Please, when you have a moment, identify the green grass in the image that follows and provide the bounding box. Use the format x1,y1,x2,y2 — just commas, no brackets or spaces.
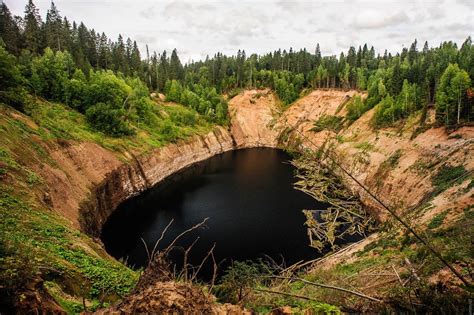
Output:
22,99,214,156
354,141,375,152
0,186,139,311
431,165,468,191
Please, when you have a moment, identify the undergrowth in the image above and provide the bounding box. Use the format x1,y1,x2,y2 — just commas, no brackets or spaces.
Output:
0,188,139,312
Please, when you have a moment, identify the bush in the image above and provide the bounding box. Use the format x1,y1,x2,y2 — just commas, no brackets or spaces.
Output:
215,260,271,304
85,102,134,136
311,115,343,132
345,96,368,121
158,120,180,142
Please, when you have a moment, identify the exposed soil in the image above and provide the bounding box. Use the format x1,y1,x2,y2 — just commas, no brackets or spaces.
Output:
3,89,472,313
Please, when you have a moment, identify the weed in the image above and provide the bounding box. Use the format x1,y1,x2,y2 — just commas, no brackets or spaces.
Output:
25,169,41,185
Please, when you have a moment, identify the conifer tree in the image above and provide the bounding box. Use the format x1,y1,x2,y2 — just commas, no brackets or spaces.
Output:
24,0,42,54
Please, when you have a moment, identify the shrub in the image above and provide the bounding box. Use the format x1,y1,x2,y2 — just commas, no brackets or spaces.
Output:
311,115,343,132
85,102,134,136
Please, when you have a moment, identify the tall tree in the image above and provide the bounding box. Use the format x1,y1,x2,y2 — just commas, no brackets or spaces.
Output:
23,0,42,54
169,49,183,81
0,3,22,55
44,1,62,51
436,63,471,126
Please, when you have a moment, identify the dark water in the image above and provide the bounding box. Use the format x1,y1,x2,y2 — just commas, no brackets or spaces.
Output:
101,148,328,278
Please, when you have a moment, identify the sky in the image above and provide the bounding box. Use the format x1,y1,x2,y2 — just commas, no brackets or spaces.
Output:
6,0,474,63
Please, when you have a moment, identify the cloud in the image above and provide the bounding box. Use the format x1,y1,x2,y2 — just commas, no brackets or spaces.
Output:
6,0,473,63
352,10,410,30
456,0,474,8
139,5,158,19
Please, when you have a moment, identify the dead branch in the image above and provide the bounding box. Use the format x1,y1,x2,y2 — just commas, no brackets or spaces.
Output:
260,275,382,303
182,237,200,282
404,258,420,282
190,243,216,282
151,218,174,260
254,288,318,302
140,237,151,263
208,250,218,295
164,217,209,255
391,264,403,286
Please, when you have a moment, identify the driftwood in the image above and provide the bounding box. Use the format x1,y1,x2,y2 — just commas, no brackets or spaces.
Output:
291,152,375,251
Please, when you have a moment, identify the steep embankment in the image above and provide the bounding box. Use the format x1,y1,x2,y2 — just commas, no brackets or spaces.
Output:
226,89,473,309
79,127,233,236
1,89,472,312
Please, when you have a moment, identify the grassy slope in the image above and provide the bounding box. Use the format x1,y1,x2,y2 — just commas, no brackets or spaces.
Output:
0,98,216,312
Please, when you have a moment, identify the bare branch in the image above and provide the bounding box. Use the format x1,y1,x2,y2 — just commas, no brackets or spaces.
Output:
260,275,382,303
182,237,200,282
254,288,318,302
164,217,209,255
190,243,216,282
140,237,151,263
151,218,174,260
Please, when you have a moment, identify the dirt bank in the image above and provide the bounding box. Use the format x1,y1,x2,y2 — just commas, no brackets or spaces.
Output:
2,89,471,312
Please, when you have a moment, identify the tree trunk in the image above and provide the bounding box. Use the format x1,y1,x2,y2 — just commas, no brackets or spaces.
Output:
457,87,461,125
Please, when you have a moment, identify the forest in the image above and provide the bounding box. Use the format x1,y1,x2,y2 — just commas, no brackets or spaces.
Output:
1,0,473,135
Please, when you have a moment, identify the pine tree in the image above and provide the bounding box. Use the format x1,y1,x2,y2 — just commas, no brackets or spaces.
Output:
169,49,183,81
24,0,42,54
113,34,128,74
0,3,22,55
45,1,62,51
130,41,141,74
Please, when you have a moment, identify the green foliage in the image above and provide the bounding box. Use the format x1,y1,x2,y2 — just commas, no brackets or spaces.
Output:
373,80,422,127
215,260,271,304
85,102,134,137
0,45,26,110
164,80,229,124
431,165,467,191
311,114,343,132
30,48,74,101
354,141,374,152
428,211,447,229
345,96,368,121
386,149,402,168
0,189,139,305
273,71,304,105
435,63,471,126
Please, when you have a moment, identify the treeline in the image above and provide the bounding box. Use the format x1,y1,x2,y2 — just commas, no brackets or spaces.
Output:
186,41,473,127
0,1,228,135
1,1,473,130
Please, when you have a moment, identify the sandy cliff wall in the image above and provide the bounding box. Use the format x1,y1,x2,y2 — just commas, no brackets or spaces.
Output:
77,127,234,236
33,88,472,239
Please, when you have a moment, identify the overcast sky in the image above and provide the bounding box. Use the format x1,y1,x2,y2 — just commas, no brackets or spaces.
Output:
6,0,474,63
